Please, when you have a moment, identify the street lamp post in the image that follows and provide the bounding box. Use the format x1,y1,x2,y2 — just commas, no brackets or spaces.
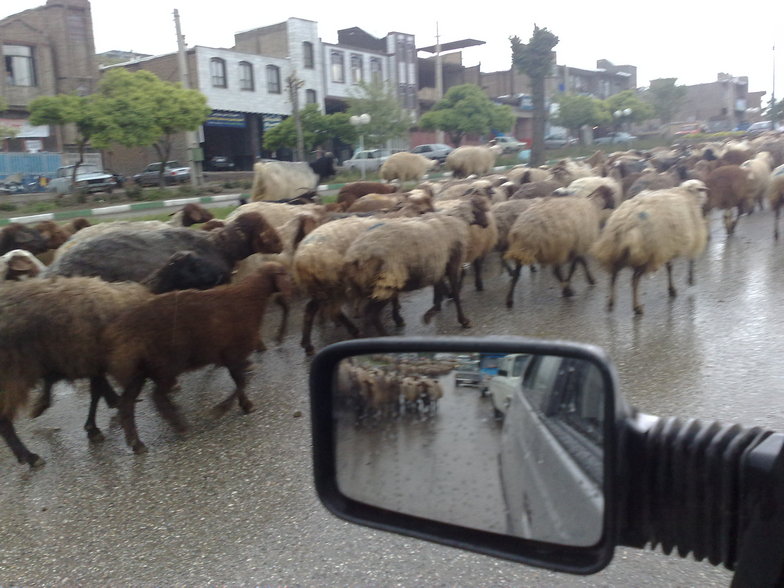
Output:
613,108,632,137
350,113,371,179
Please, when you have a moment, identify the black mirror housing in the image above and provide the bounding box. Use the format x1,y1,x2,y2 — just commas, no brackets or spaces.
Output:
310,336,623,575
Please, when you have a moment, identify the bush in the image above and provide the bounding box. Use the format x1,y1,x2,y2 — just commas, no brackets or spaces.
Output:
0,202,18,211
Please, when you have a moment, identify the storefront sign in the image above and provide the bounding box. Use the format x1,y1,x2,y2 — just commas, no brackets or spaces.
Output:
0,118,50,138
262,114,285,131
205,111,246,128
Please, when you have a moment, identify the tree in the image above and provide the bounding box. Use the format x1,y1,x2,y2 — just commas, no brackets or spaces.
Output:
263,104,356,153
94,69,210,185
551,94,609,140
645,78,687,125
765,97,783,125
418,84,515,146
29,93,106,184
345,81,411,148
602,90,654,126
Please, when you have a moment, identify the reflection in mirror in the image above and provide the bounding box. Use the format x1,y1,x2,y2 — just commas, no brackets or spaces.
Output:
333,351,606,547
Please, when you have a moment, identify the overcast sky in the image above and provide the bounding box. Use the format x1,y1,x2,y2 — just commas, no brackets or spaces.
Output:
8,0,783,102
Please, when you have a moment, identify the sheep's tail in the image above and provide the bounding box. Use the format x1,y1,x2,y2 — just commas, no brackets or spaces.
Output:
592,225,642,270
503,248,537,266
348,257,402,301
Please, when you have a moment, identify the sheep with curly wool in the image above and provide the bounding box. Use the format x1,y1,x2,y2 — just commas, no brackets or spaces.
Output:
0,276,154,467
740,151,773,211
342,195,489,334
379,152,437,183
445,145,503,178
106,262,293,454
504,186,615,307
704,164,755,236
591,179,709,315
45,212,282,287
768,164,784,239
250,160,319,202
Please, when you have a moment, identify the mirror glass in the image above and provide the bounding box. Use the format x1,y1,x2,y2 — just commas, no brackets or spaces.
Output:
333,351,606,547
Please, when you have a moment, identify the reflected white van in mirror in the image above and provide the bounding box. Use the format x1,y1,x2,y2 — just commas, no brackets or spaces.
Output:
332,351,606,547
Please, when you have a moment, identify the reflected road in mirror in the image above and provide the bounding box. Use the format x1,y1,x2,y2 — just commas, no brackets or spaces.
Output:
333,352,605,546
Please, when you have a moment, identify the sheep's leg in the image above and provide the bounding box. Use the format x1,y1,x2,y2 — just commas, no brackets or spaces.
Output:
473,257,485,291
632,267,646,315
666,262,677,298
30,376,56,418
505,260,523,308
576,256,595,285
554,265,574,297
607,269,620,311
336,311,361,337
423,283,445,324
391,295,405,327
446,253,471,328
0,416,44,467
724,209,739,236
150,378,188,435
118,374,149,454
84,376,118,442
301,299,321,356
214,360,256,416
365,299,389,335
687,259,696,286
775,205,780,241
500,253,515,276
273,294,289,346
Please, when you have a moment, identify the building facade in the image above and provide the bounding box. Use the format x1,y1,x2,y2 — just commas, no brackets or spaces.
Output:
0,0,98,152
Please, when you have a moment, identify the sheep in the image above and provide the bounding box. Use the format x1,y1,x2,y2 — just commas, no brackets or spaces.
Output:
445,145,503,178
555,176,623,208
250,160,319,202
0,223,48,256
346,189,435,216
625,166,691,199
308,153,337,183
504,186,615,307
33,220,70,264
704,164,755,236
1,249,47,281
740,151,773,211
508,179,563,200
337,181,399,208
105,262,293,454
591,180,709,315
379,152,437,183
44,212,283,287
0,276,154,466
768,164,784,240
549,159,594,186
342,195,489,335
505,166,551,185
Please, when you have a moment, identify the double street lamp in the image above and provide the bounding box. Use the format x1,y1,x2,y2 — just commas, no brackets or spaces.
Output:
350,113,371,179
613,108,632,135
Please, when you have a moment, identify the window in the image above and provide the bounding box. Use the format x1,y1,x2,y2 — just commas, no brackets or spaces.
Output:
305,89,317,104
4,45,36,87
303,42,314,69
239,62,254,91
331,51,345,83
266,65,281,94
210,58,227,88
350,54,363,84
370,58,382,84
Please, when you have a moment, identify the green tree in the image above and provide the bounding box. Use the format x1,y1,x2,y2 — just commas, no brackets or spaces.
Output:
263,105,356,153
645,78,687,125
603,90,654,126
345,81,411,148
29,93,106,184
511,26,559,165
551,94,609,139
765,97,783,125
95,69,210,185
418,83,514,146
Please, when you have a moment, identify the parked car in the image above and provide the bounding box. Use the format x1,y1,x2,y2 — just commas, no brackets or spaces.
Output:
492,136,527,154
208,155,235,171
488,353,531,419
544,134,577,149
746,120,778,136
341,149,392,173
594,132,637,145
133,161,191,186
454,357,482,387
410,143,453,163
47,164,117,195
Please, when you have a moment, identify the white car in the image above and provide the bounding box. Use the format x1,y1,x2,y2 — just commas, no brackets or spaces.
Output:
341,149,392,173
47,164,117,195
488,353,531,419
492,136,527,154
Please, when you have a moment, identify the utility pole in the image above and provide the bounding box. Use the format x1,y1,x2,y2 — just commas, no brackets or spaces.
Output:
173,8,203,187
287,70,305,161
435,22,444,144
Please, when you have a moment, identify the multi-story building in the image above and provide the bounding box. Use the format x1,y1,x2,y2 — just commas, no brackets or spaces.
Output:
672,73,757,132
0,0,98,152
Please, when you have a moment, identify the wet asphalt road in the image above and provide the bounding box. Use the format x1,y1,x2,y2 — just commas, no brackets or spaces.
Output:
2,206,784,586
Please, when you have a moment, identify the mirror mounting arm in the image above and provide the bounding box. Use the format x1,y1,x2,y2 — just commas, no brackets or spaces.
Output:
616,415,781,586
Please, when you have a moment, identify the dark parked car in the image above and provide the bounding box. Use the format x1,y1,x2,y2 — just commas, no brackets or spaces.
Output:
133,161,191,186
208,156,235,171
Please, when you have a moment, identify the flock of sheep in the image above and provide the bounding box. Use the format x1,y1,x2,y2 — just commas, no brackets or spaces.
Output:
2,132,783,468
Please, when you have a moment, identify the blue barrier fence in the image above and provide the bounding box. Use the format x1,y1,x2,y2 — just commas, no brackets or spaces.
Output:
0,152,62,180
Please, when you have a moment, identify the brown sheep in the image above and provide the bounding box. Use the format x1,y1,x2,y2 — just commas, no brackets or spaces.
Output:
704,165,755,235
0,223,48,256
106,262,294,454
337,181,399,208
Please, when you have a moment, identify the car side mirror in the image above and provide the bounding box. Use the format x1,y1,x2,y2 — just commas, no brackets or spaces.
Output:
497,369,508,377
310,336,621,575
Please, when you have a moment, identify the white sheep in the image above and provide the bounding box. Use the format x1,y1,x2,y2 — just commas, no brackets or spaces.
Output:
1,249,47,281
250,160,319,202
555,175,623,208
767,164,784,239
504,187,615,307
445,145,503,178
740,151,773,211
379,152,437,183
591,179,709,315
